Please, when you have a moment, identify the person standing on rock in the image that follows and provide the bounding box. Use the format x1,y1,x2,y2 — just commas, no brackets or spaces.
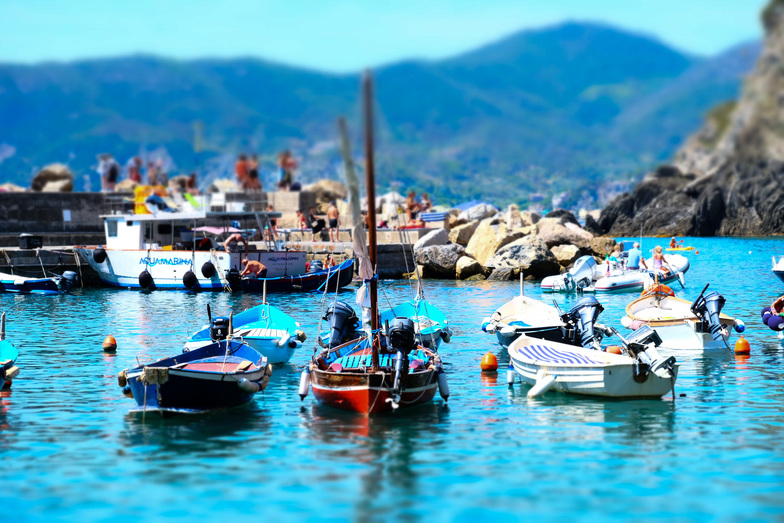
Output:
97,154,120,192
235,154,248,190
327,201,340,243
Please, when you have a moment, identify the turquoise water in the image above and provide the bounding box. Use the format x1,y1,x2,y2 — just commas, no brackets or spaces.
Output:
1,237,784,521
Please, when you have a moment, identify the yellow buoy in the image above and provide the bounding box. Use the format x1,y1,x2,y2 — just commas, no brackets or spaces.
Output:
734,335,750,356
102,335,117,352
480,351,498,372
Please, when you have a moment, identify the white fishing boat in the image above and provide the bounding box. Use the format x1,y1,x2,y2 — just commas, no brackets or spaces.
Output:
594,254,689,293
508,325,678,399
541,255,598,293
77,210,306,291
772,256,784,284
621,284,744,353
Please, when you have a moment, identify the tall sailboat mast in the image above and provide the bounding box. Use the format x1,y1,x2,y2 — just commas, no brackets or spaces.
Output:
363,72,380,372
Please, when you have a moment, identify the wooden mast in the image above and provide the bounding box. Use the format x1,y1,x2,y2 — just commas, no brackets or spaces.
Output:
363,71,380,372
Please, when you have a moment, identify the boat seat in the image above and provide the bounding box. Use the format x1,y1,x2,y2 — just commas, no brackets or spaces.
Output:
234,328,289,339
335,349,429,369
515,344,602,365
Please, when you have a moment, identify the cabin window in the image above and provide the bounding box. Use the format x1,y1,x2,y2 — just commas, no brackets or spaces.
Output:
158,224,172,235
107,221,118,238
144,223,153,241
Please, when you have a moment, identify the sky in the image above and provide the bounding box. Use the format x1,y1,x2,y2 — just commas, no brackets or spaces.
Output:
0,0,768,72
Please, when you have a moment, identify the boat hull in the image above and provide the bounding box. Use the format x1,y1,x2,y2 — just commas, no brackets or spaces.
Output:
241,258,355,293
185,337,297,365
775,269,784,284
595,255,689,293
0,273,68,296
310,368,437,414
508,336,677,398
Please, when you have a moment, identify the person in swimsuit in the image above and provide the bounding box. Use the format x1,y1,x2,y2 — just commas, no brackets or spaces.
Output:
652,245,668,270
327,201,340,242
223,233,248,252
266,204,278,241
247,154,260,192
669,237,678,249
240,258,268,278
308,206,325,241
406,191,421,224
235,154,248,190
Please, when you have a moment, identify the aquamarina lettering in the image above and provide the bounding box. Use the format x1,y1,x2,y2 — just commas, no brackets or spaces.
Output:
139,257,191,267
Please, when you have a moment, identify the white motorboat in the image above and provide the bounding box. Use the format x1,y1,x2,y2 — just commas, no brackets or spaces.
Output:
621,284,743,353
77,210,306,291
508,324,678,399
594,254,689,293
772,256,784,284
541,255,597,293
482,295,566,348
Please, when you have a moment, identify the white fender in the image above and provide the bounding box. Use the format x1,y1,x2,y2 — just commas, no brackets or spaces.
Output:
485,323,497,334
277,334,292,348
298,369,311,400
527,373,557,398
237,378,261,393
506,363,515,385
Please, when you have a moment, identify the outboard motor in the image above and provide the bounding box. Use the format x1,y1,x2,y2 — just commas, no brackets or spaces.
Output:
562,296,604,349
323,301,360,349
308,260,324,273
691,290,726,341
388,317,417,408
571,256,597,289
57,271,78,291
210,317,231,342
226,268,242,292
623,324,675,380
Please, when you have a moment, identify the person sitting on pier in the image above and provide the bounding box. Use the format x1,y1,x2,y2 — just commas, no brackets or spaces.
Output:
240,258,268,278
223,233,248,253
406,191,421,224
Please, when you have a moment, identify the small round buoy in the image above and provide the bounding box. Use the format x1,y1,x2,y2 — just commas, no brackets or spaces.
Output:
768,315,784,331
695,251,699,255
734,335,750,355
103,335,117,352
606,345,623,355
480,351,498,372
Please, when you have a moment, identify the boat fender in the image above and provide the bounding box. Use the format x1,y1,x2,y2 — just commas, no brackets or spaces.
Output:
295,329,307,342
437,366,450,401
265,363,274,376
481,319,491,332
298,368,311,400
767,315,784,331
277,334,292,348
485,323,497,335
121,385,133,398
734,319,745,333
761,306,772,325
182,270,198,289
632,362,650,383
237,378,261,394
138,270,153,290
93,248,107,264
201,261,216,279
260,375,270,391
2,365,19,382
117,370,127,388
506,363,515,386
527,373,557,398
440,328,451,344
288,339,299,349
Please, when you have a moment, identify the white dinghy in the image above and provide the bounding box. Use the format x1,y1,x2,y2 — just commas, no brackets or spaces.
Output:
508,325,678,399
541,255,597,293
594,254,689,293
621,283,744,353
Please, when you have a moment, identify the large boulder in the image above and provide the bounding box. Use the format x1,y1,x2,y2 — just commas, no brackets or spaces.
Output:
448,220,479,245
415,244,466,279
458,203,497,223
456,256,484,279
414,228,448,251
589,237,616,257
550,244,581,266
465,218,527,266
116,179,138,191
485,236,561,279
31,163,73,192
536,217,593,249
208,178,240,193
305,179,348,206
583,214,603,236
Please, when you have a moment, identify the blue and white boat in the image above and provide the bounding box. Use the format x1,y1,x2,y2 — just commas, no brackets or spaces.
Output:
0,313,20,389
0,271,77,295
184,303,305,364
120,329,271,414
379,296,452,349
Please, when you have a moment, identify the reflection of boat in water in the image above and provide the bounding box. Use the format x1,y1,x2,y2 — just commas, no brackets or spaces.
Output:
508,324,678,399
0,313,19,389
621,284,742,353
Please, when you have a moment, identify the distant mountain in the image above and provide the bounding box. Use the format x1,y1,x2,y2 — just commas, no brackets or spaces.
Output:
0,22,760,207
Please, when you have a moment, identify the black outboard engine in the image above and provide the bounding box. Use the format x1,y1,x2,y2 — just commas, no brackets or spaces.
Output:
57,271,78,291
324,301,360,348
622,324,675,380
308,260,324,273
226,268,242,292
210,317,231,342
562,296,604,349
388,317,417,407
691,290,726,341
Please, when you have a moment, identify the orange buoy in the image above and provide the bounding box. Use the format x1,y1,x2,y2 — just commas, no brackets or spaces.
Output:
102,335,117,352
734,335,750,356
695,251,699,255
606,345,623,355
480,351,498,372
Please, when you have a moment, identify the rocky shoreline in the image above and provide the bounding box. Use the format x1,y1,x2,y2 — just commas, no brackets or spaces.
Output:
412,204,614,281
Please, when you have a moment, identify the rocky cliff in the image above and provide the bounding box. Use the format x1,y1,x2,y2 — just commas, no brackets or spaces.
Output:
599,0,784,236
